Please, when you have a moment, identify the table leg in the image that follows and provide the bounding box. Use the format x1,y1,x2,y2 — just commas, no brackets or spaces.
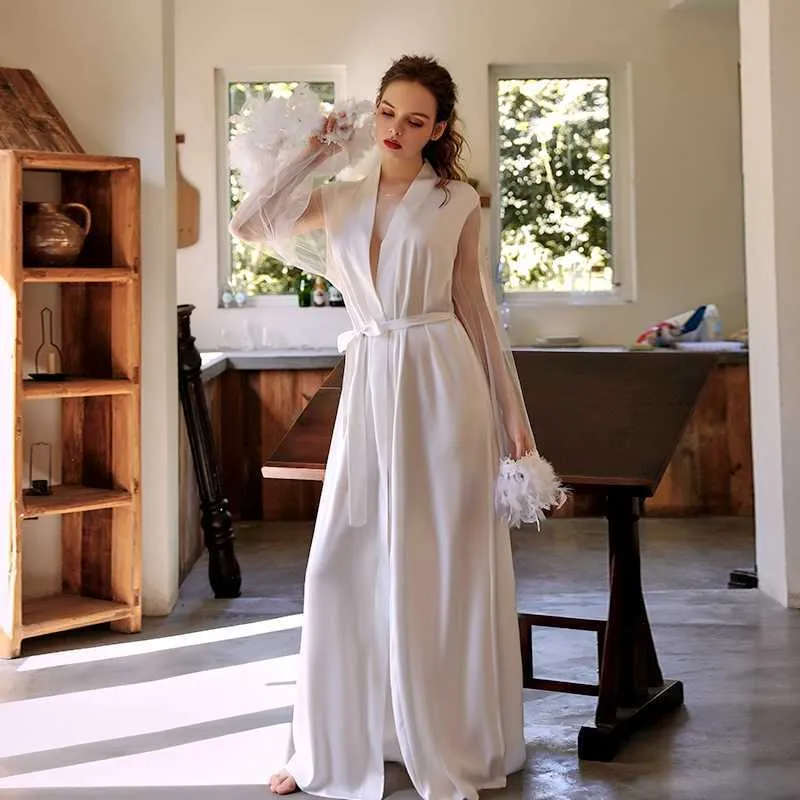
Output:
578,489,684,760
178,305,242,599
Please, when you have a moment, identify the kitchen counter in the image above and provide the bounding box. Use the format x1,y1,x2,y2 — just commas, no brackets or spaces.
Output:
200,344,748,381
185,343,752,526
200,348,341,381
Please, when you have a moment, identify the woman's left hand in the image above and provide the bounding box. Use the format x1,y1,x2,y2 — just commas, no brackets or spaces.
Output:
507,415,535,460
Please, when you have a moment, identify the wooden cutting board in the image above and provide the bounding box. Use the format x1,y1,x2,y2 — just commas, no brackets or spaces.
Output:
0,67,83,152
176,133,200,249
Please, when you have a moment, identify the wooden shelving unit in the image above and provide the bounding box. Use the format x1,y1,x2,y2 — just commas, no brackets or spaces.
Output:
23,378,135,399
22,594,134,639
21,486,133,518
22,266,135,284
0,149,142,658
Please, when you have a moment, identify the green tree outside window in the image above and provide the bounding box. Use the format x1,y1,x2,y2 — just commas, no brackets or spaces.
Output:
497,78,612,292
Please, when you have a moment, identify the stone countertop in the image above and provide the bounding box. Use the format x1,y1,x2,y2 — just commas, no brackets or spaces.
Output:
199,344,748,381
513,345,749,366
200,348,342,381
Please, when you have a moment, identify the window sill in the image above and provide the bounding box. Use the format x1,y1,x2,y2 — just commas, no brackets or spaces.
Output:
221,292,634,310
504,290,634,308
218,294,353,311
218,294,298,309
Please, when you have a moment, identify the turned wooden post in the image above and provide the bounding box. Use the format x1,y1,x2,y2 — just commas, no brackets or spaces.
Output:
177,304,242,598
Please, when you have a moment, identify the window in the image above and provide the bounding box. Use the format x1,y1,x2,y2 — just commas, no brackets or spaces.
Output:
216,67,344,301
490,64,634,303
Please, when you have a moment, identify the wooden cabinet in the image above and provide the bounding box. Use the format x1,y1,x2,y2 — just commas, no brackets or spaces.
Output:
219,369,330,522
0,150,141,658
180,359,752,528
646,361,753,516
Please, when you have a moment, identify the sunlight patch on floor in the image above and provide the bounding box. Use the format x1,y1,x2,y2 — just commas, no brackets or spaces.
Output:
0,723,292,789
0,654,298,759
14,615,304,672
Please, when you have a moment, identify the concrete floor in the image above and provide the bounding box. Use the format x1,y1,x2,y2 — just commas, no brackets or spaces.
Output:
1,516,799,799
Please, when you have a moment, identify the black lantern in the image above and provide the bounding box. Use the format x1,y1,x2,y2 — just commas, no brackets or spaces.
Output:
24,442,53,496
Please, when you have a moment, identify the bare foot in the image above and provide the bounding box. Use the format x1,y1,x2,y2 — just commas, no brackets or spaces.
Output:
269,770,298,795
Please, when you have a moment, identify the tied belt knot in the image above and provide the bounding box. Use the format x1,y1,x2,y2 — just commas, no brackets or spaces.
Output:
336,310,455,526
336,311,453,354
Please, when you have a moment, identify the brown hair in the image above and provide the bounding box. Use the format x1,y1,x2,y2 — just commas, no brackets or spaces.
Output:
377,55,468,196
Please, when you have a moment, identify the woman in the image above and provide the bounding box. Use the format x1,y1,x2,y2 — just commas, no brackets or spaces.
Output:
229,55,563,800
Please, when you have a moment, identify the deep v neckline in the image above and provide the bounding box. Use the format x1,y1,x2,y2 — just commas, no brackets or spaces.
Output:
367,161,428,292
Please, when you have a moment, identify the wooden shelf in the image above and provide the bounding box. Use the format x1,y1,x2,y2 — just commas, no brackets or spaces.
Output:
14,150,135,172
22,594,133,639
23,378,135,399
22,266,135,283
2,148,142,658
22,485,132,518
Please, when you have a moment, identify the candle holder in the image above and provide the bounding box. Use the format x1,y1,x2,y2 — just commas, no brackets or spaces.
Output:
30,306,66,381
24,442,53,496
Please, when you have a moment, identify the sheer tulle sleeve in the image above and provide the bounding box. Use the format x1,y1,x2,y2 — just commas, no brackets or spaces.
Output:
227,85,375,278
452,194,567,528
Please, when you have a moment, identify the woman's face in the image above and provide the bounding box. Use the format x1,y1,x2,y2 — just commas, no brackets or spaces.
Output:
376,80,446,162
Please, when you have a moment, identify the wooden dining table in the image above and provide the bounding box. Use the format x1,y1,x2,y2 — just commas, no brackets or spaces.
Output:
261,349,719,761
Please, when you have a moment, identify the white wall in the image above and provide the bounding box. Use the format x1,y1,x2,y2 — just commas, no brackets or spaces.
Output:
0,0,180,615
739,0,800,608
671,0,737,9
175,0,745,349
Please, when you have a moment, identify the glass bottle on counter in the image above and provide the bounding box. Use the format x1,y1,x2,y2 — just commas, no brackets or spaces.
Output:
297,273,313,307
329,282,345,307
312,276,329,307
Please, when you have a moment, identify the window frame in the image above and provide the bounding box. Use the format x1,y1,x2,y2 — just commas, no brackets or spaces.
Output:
488,62,637,307
215,65,347,307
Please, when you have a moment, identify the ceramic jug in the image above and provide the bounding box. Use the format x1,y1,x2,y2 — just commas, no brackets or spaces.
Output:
23,202,92,266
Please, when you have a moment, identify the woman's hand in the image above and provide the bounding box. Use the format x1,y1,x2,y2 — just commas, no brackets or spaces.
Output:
512,431,536,461
506,411,535,460
306,112,352,158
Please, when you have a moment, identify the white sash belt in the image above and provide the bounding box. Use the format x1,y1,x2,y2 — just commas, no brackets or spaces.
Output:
337,311,455,527
336,311,455,355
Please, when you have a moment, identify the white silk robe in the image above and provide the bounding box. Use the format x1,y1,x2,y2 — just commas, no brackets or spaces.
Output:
232,158,527,800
